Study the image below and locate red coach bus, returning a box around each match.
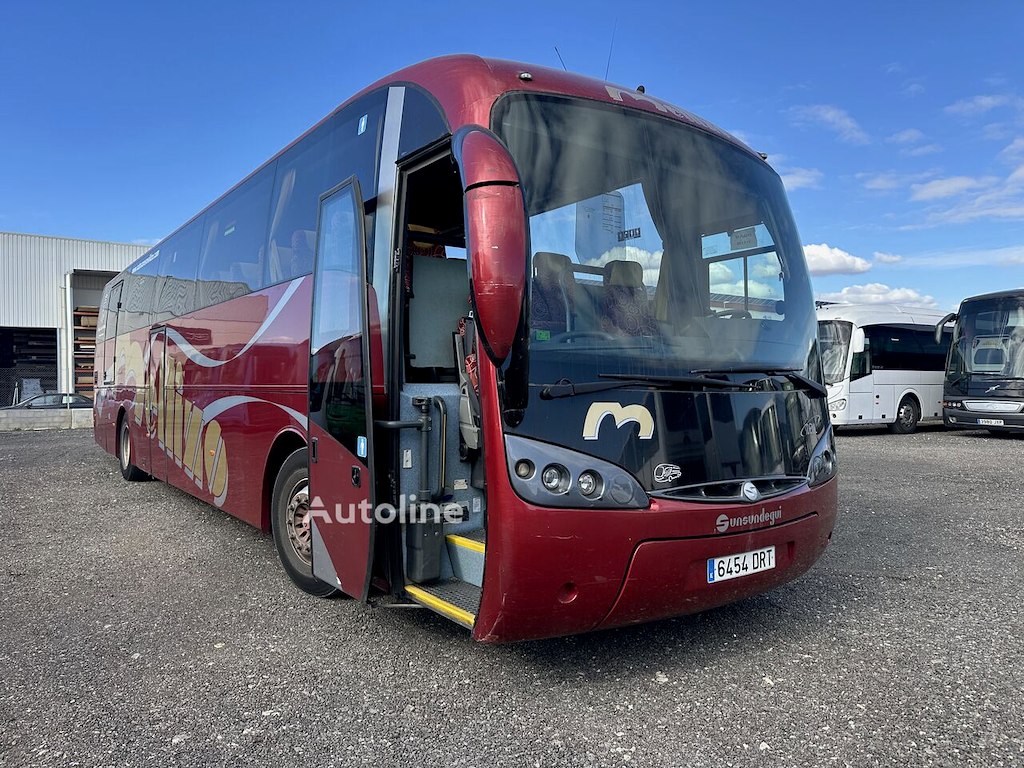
[95,55,837,643]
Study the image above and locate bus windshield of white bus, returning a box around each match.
[950,296,1024,379]
[817,320,852,385]
[492,93,820,388]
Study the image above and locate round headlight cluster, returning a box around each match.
[537,464,605,498]
[577,471,602,498]
[541,464,570,493]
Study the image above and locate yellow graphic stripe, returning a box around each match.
[446,534,486,554]
[404,584,475,628]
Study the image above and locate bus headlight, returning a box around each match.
[806,427,838,488]
[504,434,647,509]
[828,398,847,411]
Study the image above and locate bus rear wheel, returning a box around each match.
[271,448,340,598]
[118,417,148,481]
[889,397,920,434]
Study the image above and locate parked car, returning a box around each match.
[2,393,92,410]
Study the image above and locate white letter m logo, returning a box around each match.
[583,402,655,441]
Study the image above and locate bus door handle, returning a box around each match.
[351,466,361,487]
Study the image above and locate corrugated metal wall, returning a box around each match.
[0,232,147,328]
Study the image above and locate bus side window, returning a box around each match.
[850,338,871,380]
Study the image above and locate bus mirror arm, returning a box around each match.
[935,313,957,345]
[452,126,528,368]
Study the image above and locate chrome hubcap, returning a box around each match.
[899,404,914,425]
[120,424,131,468]
[285,481,313,564]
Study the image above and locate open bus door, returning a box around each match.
[307,179,377,599]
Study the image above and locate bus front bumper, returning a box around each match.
[595,512,831,631]
[944,406,1024,430]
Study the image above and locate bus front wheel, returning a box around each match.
[889,397,920,434]
[271,448,340,598]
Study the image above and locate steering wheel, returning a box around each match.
[713,308,753,319]
[550,330,616,344]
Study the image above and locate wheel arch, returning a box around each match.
[261,428,307,532]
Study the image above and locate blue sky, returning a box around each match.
[2,1,1022,311]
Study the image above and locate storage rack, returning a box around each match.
[72,306,99,397]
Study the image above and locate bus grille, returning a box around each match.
[652,476,806,503]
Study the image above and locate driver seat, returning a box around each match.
[601,260,657,336]
[530,251,574,334]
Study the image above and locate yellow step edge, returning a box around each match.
[445,534,486,554]
[404,584,476,628]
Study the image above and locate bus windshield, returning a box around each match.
[493,93,819,387]
[818,320,852,385]
[950,295,1024,379]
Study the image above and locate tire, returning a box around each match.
[271,448,340,598]
[888,396,920,434]
[118,417,149,481]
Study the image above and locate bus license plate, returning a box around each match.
[979,418,1004,426]
[707,546,776,584]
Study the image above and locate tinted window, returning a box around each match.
[266,92,386,286]
[399,87,449,159]
[104,281,123,341]
[196,165,275,308]
[154,220,203,322]
[121,249,161,332]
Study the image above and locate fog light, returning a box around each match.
[515,459,534,479]
[578,470,601,498]
[541,464,569,493]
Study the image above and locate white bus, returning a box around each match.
[817,304,953,433]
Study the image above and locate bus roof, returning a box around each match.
[356,54,760,159]
[958,289,1024,307]
[116,54,763,282]
[816,303,951,327]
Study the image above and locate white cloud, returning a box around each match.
[914,165,1024,225]
[780,167,824,191]
[791,105,869,145]
[909,176,997,201]
[816,283,937,308]
[905,143,943,157]
[858,172,903,191]
[887,128,924,144]
[873,251,903,264]
[803,243,872,276]
[1001,137,1024,159]
[945,94,1016,116]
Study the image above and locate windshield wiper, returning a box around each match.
[538,377,672,400]
[690,367,828,399]
[538,373,758,400]
[598,372,758,391]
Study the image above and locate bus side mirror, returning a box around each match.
[935,313,957,345]
[453,126,527,366]
[852,327,866,354]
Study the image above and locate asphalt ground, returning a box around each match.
[0,427,1021,768]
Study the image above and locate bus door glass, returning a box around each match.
[146,327,167,481]
[848,327,874,420]
[308,179,376,599]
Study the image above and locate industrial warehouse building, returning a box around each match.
[0,232,147,406]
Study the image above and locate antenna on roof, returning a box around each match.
[554,46,568,71]
[604,19,618,80]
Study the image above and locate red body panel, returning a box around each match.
[470,355,837,644]
[96,278,312,531]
